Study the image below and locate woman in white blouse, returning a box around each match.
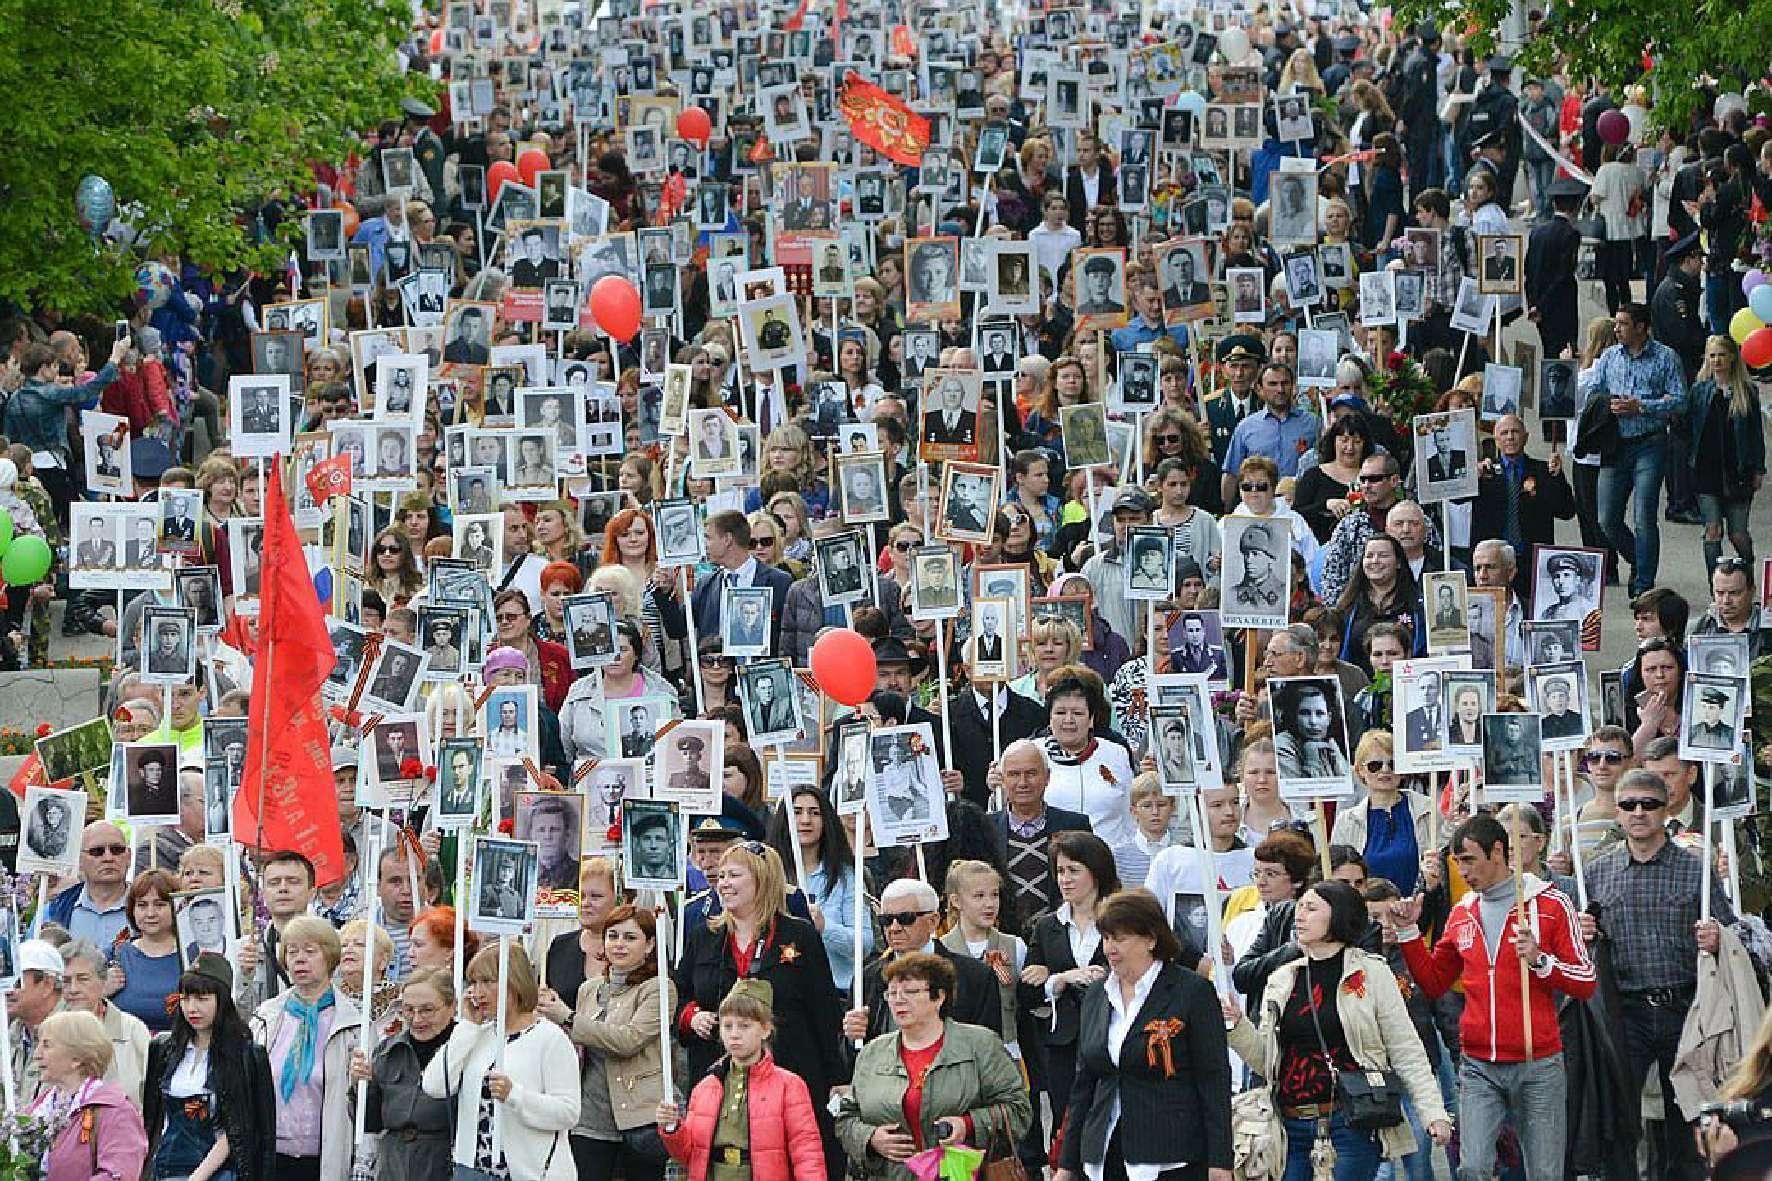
[1037,667,1136,856]
[423,942,580,1181]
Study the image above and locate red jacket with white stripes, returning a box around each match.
[1400,875,1596,1063]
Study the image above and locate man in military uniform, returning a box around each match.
[403,98,447,199]
[1524,178,1586,359]
[1206,334,1265,467]
[1076,254,1124,315]
[424,617,461,673]
[756,308,792,352]
[669,733,711,798]
[1230,521,1286,614]
[1539,676,1585,740]
[1652,232,1707,522]
[1688,686,1736,750]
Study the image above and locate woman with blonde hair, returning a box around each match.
[533,500,589,571]
[335,916,400,1033]
[1330,730,1434,894]
[617,452,663,505]
[1279,46,1324,94]
[746,509,804,580]
[673,842,844,1153]
[178,844,226,891]
[1687,333,1764,571]
[1572,313,1623,555]
[747,423,830,518]
[25,1009,150,1181]
[764,489,814,563]
[1010,615,1083,700]
[424,942,579,1181]
[542,857,629,1014]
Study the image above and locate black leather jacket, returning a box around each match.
[143,1031,277,1181]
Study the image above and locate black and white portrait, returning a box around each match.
[1478,234,1524,296]
[1295,328,1339,389]
[1359,269,1397,328]
[835,452,890,524]
[1219,515,1291,629]
[1273,93,1314,142]
[909,545,962,619]
[228,374,291,458]
[739,658,802,746]
[919,370,981,456]
[938,462,999,543]
[1480,363,1523,421]
[18,786,82,876]
[363,639,429,713]
[563,592,619,670]
[1423,572,1470,654]
[173,565,223,631]
[1117,353,1160,410]
[867,723,949,846]
[142,605,196,684]
[1229,267,1266,323]
[905,237,961,317]
[471,838,538,932]
[654,499,703,565]
[1269,172,1318,244]
[1413,409,1479,503]
[1282,251,1322,307]
[655,720,722,814]
[1530,547,1604,630]
[482,684,539,761]
[175,890,231,969]
[1680,674,1748,763]
[1271,676,1353,799]
[722,586,773,657]
[1150,706,1200,792]
[1125,525,1175,601]
[1059,402,1111,468]
[435,738,483,826]
[1529,660,1591,750]
[1481,713,1543,799]
[621,801,684,890]
[515,792,583,894]
[124,741,180,823]
[1539,360,1577,421]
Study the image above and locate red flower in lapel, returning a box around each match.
[1342,969,1367,999]
[780,944,800,963]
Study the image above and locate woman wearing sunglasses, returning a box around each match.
[1330,731,1433,896]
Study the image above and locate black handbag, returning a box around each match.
[1574,390,1621,462]
[1305,964,1406,1132]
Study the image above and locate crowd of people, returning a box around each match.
[2,0,1772,1180]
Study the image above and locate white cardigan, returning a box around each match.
[422,1017,580,1181]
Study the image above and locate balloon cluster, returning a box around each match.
[0,514,51,588]
[1735,270,1772,368]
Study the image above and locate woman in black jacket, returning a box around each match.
[1056,890,1233,1181]
[673,841,846,1157]
[1021,831,1119,1137]
[142,953,278,1181]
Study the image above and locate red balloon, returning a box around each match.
[677,106,713,147]
[1742,326,1772,369]
[487,160,520,201]
[810,629,878,707]
[589,275,643,343]
[335,202,360,239]
[1597,109,1631,146]
[517,148,551,187]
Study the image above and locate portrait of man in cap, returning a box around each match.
[1225,518,1287,623]
[1686,684,1738,751]
[1536,673,1586,740]
[1075,253,1126,316]
[1532,549,1600,624]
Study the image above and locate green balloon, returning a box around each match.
[1,535,52,586]
[0,511,13,551]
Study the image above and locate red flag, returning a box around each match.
[782,0,810,30]
[305,452,352,503]
[838,71,932,166]
[237,458,347,886]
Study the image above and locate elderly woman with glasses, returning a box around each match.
[56,937,150,1104]
[837,953,1030,1179]
[490,588,574,713]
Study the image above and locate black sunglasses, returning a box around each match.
[1240,482,1270,493]
[1583,750,1626,765]
[880,909,934,927]
[1616,797,1666,812]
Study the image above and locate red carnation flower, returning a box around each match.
[34,724,52,738]
[400,757,423,780]
[424,765,437,782]
[1385,350,1406,372]
[498,818,514,834]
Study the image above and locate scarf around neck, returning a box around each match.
[280,988,338,1101]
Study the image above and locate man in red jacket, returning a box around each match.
[1391,813,1595,1181]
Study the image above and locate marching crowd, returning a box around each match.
[2,0,1772,1180]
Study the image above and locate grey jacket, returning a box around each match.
[780,571,912,667]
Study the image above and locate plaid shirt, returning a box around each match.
[1586,836,1736,991]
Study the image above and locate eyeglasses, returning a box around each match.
[494,611,527,623]
[1240,482,1270,493]
[1616,797,1666,812]
[1714,557,1748,573]
[893,540,917,552]
[1155,433,1183,444]
[1583,750,1627,765]
[1362,759,1394,774]
[879,909,933,927]
[884,986,931,1001]
[1358,472,1393,484]
[750,536,776,548]
[375,543,404,555]
[85,844,129,857]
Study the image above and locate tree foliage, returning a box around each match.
[1392,0,1772,129]
[0,0,420,315]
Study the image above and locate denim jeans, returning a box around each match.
[1598,431,1666,594]
[1283,1111,1382,1181]
[1620,995,1707,1181]
[1453,1053,1567,1181]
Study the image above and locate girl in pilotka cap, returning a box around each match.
[657,979,826,1181]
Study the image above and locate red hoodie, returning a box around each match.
[1401,875,1596,1062]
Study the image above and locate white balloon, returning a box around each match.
[1219,27,1250,62]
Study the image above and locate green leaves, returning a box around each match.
[0,0,418,314]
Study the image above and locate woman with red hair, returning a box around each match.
[535,560,582,646]
[408,905,479,975]
[602,507,687,679]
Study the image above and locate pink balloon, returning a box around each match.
[1597,109,1630,146]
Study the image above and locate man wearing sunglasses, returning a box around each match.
[38,820,135,948]
[1582,768,1735,1181]
[841,878,1001,1043]
[1571,727,1633,859]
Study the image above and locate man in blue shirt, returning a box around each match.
[1109,274,1188,353]
[1575,302,1687,595]
[1220,362,1320,508]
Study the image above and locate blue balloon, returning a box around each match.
[1749,282,1772,324]
[74,175,115,235]
[1176,91,1208,117]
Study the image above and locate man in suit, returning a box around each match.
[691,509,794,652]
[1426,422,1468,484]
[982,331,1016,374]
[509,227,558,287]
[1404,672,1445,752]
[945,672,1043,810]
[443,307,490,364]
[921,375,976,447]
[748,668,797,734]
[842,878,1002,1041]
[161,495,198,544]
[973,610,1004,663]
[1064,132,1118,231]
[1470,414,1576,595]
[1205,334,1265,468]
[1524,178,1587,359]
[76,514,115,569]
[727,595,768,650]
[1482,236,1516,284]
[125,518,158,568]
[1161,246,1209,309]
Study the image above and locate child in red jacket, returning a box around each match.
[657,980,826,1181]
